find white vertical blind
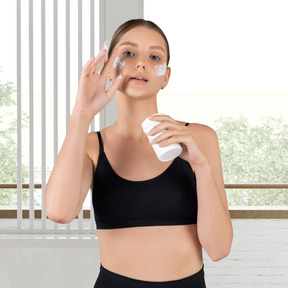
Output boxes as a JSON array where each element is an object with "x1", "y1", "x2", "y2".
[
  {"x1": 65, "y1": 0, "x2": 71, "y2": 233},
  {"x1": 2, "y1": 0, "x2": 100, "y2": 234},
  {"x1": 77, "y1": 0, "x2": 83, "y2": 232},
  {"x1": 29, "y1": 0, "x2": 35, "y2": 230},
  {"x1": 16, "y1": 0, "x2": 22, "y2": 230},
  {"x1": 41, "y1": 0, "x2": 47, "y2": 230},
  {"x1": 89, "y1": 0, "x2": 96, "y2": 230},
  {"x1": 53, "y1": 0, "x2": 58, "y2": 232}
]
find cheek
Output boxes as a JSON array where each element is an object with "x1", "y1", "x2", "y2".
[
  {"x1": 154, "y1": 63, "x2": 167, "y2": 76},
  {"x1": 113, "y1": 56, "x2": 126, "y2": 71}
]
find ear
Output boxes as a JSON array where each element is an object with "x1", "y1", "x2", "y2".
[
  {"x1": 103, "y1": 58, "x2": 113, "y2": 81},
  {"x1": 162, "y1": 66, "x2": 171, "y2": 89}
]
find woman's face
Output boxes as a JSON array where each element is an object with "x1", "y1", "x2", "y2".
[{"x1": 109, "y1": 26, "x2": 171, "y2": 98}]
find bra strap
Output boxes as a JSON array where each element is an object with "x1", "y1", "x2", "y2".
[{"x1": 96, "y1": 131, "x2": 104, "y2": 153}]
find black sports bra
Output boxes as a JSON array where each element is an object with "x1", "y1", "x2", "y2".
[{"x1": 92, "y1": 131, "x2": 198, "y2": 229}]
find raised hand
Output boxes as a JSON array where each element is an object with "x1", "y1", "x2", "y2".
[{"x1": 73, "y1": 42, "x2": 122, "y2": 121}]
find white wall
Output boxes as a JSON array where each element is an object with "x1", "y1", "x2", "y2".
[
  {"x1": 204, "y1": 219, "x2": 288, "y2": 287},
  {"x1": 0, "y1": 235, "x2": 100, "y2": 288},
  {"x1": 1, "y1": 220, "x2": 288, "y2": 288}
]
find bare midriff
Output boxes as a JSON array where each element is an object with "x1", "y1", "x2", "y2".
[{"x1": 97, "y1": 224, "x2": 203, "y2": 281}]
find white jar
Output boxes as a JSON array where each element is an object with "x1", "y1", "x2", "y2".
[{"x1": 142, "y1": 113, "x2": 183, "y2": 162}]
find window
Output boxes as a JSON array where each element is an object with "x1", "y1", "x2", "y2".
[{"x1": 144, "y1": 0, "x2": 288, "y2": 215}]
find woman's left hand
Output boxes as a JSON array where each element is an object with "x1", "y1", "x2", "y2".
[{"x1": 148, "y1": 114, "x2": 207, "y2": 166}]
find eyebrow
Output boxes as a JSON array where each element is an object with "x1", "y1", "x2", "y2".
[{"x1": 119, "y1": 41, "x2": 166, "y2": 53}]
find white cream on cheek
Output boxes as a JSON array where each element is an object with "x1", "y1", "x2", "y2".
[
  {"x1": 154, "y1": 63, "x2": 167, "y2": 76},
  {"x1": 113, "y1": 56, "x2": 126, "y2": 70}
]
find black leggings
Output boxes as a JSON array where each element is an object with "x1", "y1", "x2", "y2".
[{"x1": 94, "y1": 264, "x2": 206, "y2": 288}]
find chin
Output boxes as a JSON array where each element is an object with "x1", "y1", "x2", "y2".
[{"x1": 118, "y1": 87, "x2": 157, "y2": 100}]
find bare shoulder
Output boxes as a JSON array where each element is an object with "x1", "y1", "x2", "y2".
[
  {"x1": 188, "y1": 123, "x2": 219, "y2": 146},
  {"x1": 186, "y1": 123, "x2": 222, "y2": 170}
]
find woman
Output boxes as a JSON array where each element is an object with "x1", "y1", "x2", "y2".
[{"x1": 45, "y1": 19, "x2": 233, "y2": 288}]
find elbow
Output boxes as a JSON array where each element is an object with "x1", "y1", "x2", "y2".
[
  {"x1": 44, "y1": 192, "x2": 77, "y2": 224},
  {"x1": 209, "y1": 246, "x2": 231, "y2": 262},
  {"x1": 206, "y1": 239, "x2": 232, "y2": 262},
  {"x1": 203, "y1": 224, "x2": 234, "y2": 262},
  {"x1": 46, "y1": 208, "x2": 75, "y2": 224},
  {"x1": 46, "y1": 212, "x2": 74, "y2": 224},
  {"x1": 203, "y1": 235, "x2": 233, "y2": 262},
  {"x1": 45, "y1": 202, "x2": 76, "y2": 224}
]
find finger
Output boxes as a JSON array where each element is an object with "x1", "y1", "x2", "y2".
[
  {"x1": 158, "y1": 133, "x2": 192, "y2": 149},
  {"x1": 82, "y1": 56, "x2": 95, "y2": 73},
  {"x1": 150, "y1": 130, "x2": 186, "y2": 145},
  {"x1": 80, "y1": 55, "x2": 103, "y2": 80},
  {"x1": 86, "y1": 55, "x2": 104, "y2": 76},
  {"x1": 148, "y1": 121, "x2": 185, "y2": 136},
  {"x1": 100, "y1": 48, "x2": 119, "y2": 77},
  {"x1": 80, "y1": 56, "x2": 98, "y2": 82},
  {"x1": 158, "y1": 135, "x2": 185, "y2": 147},
  {"x1": 105, "y1": 74, "x2": 123, "y2": 99},
  {"x1": 149, "y1": 114, "x2": 175, "y2": 122},
  {"x1": 86, "y1": 42, "x2": 109, "y2": 75}
]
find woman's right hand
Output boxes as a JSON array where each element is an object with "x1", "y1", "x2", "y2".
[{"x1": 73, "y1": 42, "x2": 122, "y2": 121}]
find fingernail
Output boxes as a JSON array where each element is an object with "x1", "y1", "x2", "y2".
[
  {"x1": 103, "y1": 41, "x2": 109, "y2": 51},
  {"x1": 117, "y1": 74, "x2": 122, "y2": 79}
]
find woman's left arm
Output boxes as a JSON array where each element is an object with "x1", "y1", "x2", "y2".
[
  {"x1": 148, "y1": 115, "x2": 233, "y2": 262},
  {"x1": 189, "y1": 124, "x2": 233, "y2": 262}
]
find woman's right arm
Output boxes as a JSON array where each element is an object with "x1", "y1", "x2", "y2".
[{"x1": 44, "y1": 43, "x2": 121, "y2": 223}]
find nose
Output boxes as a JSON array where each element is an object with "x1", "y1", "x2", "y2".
[
  {"x1": 136, "y1": 63, "x2": 146, "y2": 69},
  {"x1": 135, "y1": 56, "x2": 146, "y2": 70}
]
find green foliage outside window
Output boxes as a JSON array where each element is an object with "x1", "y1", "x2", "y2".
[
  {"x1": 0, "y1": 80, "x2": 29, "y2": 206},
  {"x1": 214, "y1": 116, "x2": 288, "y2": 206}
]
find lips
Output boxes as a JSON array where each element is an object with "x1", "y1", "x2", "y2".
[{"x1": 130, "y1": 74, "x2": 148, "y2": 82}]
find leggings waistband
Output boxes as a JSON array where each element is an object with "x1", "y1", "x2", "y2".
[{"x1": 96, "y1": 264, "x2": 206, "y2": 288}]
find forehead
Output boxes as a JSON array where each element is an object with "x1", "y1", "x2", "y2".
[{"x1": 117, "y1": 26, "x2": 167, "y2": 51}]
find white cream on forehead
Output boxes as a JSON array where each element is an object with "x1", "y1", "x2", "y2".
[
  {"x1": 154, "y1": 63, "x2": 167, "y2": 76},
  {"x1": 113, "y1": 57, "x2": 126, "y2": 70}
]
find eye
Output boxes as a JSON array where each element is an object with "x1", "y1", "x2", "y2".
[
  {"x1": 151, "y1": 55, "x2": 160, "y2": 61},
  {"x1": 123, "y1": 51, "x2": 135, "y2": 57}
]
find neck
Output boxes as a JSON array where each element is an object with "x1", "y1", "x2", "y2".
[{"x1": 114, "y1": 92, "x2": 158, "y2": 140}]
